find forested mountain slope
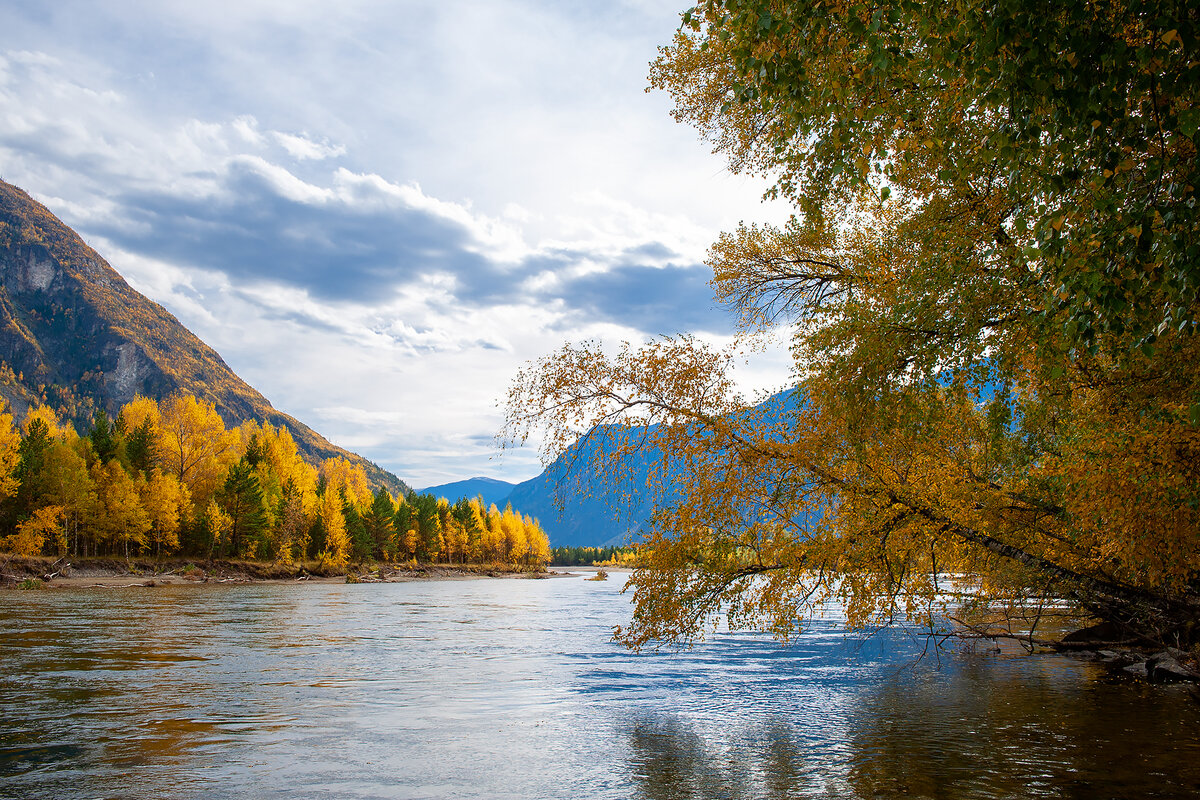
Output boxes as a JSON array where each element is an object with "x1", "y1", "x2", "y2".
[{"x1": 0, "y1": 180, "x2": 407, "y2": 494}]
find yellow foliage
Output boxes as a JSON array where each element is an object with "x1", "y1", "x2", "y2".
[
  {"x1": 23, "y1": 404, "x2": 70, "y2": 440},
  {"x1": 0, "y1": 411, "x2": 21, "y2": 500},
  {"x1": 159, "y1": 393, "x2": 238, "y2": 505},
  {"x1": 87, "y1": 461, "x2": 151, "y2": 555},
  {"x1": 141, "y1": 469, "x2": 188, "y2": 555},
  {"x1": 319, "y1": 487, "x2": 349, "y2": 568},
  {"x1": 201, "y1": 498, "x2": 232, "y2": 558},
  {"x1": 2, "y1": 505, "x2": 65, "y2": 556},
  {"x1": 119, "y1": 394, "x2": 161, "y2": 435},
  {"x1": 321, "y1": 457, "x2": 372, "y2": 510}
]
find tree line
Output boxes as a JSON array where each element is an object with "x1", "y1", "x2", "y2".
[
  {"x1": 549, "y1": 546, "x2": 636, "y2": 567},
  {"x1": 0, "y1": 393, "x2": 549, "y2": 568}
]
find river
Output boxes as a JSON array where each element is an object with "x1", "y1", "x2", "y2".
[{"x1": 1, "y1": 574, "x2": 1198, "y2": 799}]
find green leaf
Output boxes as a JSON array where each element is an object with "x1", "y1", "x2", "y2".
[{"x1": 1179, "y1": 108, "x2": 1199, "y2": 138}]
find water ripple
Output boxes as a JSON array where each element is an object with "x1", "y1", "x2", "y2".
[{"x1": 1, "y1": 577, "x2": 1198, "y2": 799}]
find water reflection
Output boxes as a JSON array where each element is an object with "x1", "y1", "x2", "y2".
[
  {"x1": 621, "y1": 649, "x2": 1200, "y2": 800},
  {"x1": 2, "y1": 580, "x2": 1198, "y2": 800},
  {"x1": 628, "y1": 717, "x2": 810, "y2": 800},
  {"x1": 846, "y1": 655, "x2": 1200, "y2": 799}
]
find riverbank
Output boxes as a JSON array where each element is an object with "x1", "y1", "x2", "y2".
[{"x1": 0, "y1": 555, "x2": 556, "y2": 588}]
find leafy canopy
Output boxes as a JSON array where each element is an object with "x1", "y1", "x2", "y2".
[{"x1": 506, "y1": 0, "x2": 1200, "y2": 650}]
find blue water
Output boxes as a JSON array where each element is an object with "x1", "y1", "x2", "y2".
[{"x1": 1, "y1": 574, "x2": 1198, "y2": 799}]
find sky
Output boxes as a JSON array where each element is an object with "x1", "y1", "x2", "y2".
[{"x1": 0, "y1": 0, "x2": 793, "y2": 488}]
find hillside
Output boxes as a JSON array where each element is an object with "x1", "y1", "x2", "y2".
[
  {"x1": 502, "y1": 438, "x2": 662, "y2": 548},
  {"x1": 501, "y1": 390, "x2": 801, "y2": 548},
  {"x1": 418, "y1": 476, "x2": 515, "y2": 507},
  {"x1": 0, "y1": 180, "x2": 408, "y2": 494}
]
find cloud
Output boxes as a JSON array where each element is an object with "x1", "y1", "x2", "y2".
[
  {"x1": 554, "y1": 262, "x2": 724, "y2": 335},
  {"x1": 273, "y1": 131, "x2": 346, "y2": 161},
  {"x1": 85, "y1": 162, "x2": 490, "y2": 303},
  {"x1": 0, "y1": 1, "x2": 795, "y2": 487},
  {"x1": 72, "y1": 151, "x2": 735, "y2": 333}
]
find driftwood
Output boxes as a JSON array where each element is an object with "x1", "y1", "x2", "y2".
[{"x1": 41, "y1": 558, "x2": 71, "y2": 582}]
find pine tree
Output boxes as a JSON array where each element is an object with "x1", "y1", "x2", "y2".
[{"x1": 218, "y1": 460, "x2": 269, "y2": 558}]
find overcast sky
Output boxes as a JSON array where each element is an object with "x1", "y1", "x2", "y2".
[{"x1": 0, "y1": 0, "x2": 792, "y2": 487}]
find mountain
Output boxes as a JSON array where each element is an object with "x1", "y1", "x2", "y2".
[
  {"x1": 499, "y1": 390, "x2": 800, "y2": 548},
  {"x1": 501, "y1": 437, "x2": 663, "y2": 548},
  {"x1": 0, "y1": 180, "x2": 408, "y2": 495},
  {"x1": 418, "y1": 476, "x2": 515, "y2": 507}
]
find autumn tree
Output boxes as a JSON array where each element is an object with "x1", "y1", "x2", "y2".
[
  {"x1": 1, "y1": 505, "x2": 64, "y2": 557},
  {"x1": 523, "y1": 515, "x2": 550, "y2": 567},
  {"x1": 199, "y1": 498, "x2": 232, "y2": 561},
  {"x1": 499, "y1": 504, "x2": 527, "y2": 565},
  {"x1": 480, "y1": 503, "x2": 506, "y2": 564},
  {"x1": 506, "y1": 1, "x2": 1200, "y2": 650},
  {"x1": 88, "y1": 460, "x2": 151, "y2": 557},
  {"x1": 318, "y1": 485, "x2": 350, "y2": 568},
  {"x1": 159, "y1": 393, "x2": 237, "y2": 506},
  {"x1": 321, "y1": 457, "x2": 372, "y2": 510},
  {"x1": 0, "y1": 409, "x2": 21, "y2": 502},
  {"x1": 142, "y1": 469, "x2": 188, "y2": 556},
  {"x1": 267, "y1": 478, "x2": 305, "y2": 565},
  {"x1": 40, "y1": 440, "x2": 96, "y2": 556}
]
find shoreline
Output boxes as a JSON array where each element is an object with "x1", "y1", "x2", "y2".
[{"x1": 1, "y1": 556, "x2": 569, "y2": 589}]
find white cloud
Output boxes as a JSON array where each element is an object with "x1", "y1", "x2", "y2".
[
  {"x1": 232, "y1": 115, "x2": 264, "y2": 145},
  {"x1": 0, "y1": 3, "x2": 797, "y2": 488},
  {"x1": 273, "y1": 131, "x2": 346, "y2": 161}
]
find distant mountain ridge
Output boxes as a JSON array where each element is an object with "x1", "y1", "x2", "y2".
[
  {"x1": 418, "y1": 476, "x2": 515, "y2": 507},
  {"x1": 0, "y1": 179, "x2": 408, "y2": 494},
  {"x1": 426, "y1": 391, "x2": 799, "y2": 548}
]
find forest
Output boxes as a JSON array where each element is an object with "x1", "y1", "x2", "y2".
[
  {"x1": 0, "y1": 393, "x2": 550, "y2": 568},
  {"x1": 549, "y1": 546, "x2": 637, "y2": 567}
]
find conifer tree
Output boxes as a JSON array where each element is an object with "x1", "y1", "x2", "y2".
[
  {"x1": 88, "y1": 409, "x2": 117, "y2": 464},
  {"x1": 363, "y1": 487, "x2": 396, "y2": 560},
  {"x1": 218, "y1": 460, "x2": 269, "y2": 558}
]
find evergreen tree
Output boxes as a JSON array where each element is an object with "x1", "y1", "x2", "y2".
[
  {"x1": 414, "y1": 493, "x2": 442, "y2": 562},
  {"x1": 124, "y1": 416, "x2": 157, "y2": 475},
  {"x1": 363, "y1": 487, "x2": 395, "y2": 560},
  {"x1": 344, "y1": 497, "x2": 371, "y2": 562},
  {"x1": 13, "y1": 417, "x2": 52, "y2": 518},
  {"x1": 88, "y1": 409, "x2": 117, "y2": 464},
  {"x1": 244, "y1": 432, "x2": 264, "y2": 468},
  {"x1": 217, "y1": 460, "x2": 269, "y2": 557}
]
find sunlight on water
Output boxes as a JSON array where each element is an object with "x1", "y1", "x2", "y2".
[{"x1": 1, "y1": 576, "x2": 1198, "y2": 799}]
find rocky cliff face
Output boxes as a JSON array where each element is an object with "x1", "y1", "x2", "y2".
[{"x1": 0, "y1": 179, "x2": 408, "y2": 494}]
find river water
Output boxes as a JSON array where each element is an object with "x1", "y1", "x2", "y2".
[{"x1": 1, "y1": 574, "x2": 1198, "y2": 799}]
